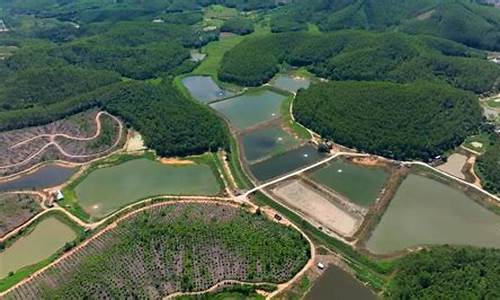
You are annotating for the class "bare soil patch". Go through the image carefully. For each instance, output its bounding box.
[160,158,195,165]
[271,180,362,237]
[437,153,467,179]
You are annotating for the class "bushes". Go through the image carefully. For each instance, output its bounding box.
[221,17,254,35]
[476,141,500,194]
[293,81,482,161]
[387,246,500,299]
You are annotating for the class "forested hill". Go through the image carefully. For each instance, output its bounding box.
[219,30,500,93]
[293,81,482,161]
[0,80,229,157]
[272,0,500,51]
[388,246,500,299]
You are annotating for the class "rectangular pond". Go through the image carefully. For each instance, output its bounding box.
[249,144,327,182]
[210,90,286,131]
[75,158,221,218]
[241,125,299,163]
[305,265,376,300]
[0,164,76,192]
[366,174,500,255]
[181,76,233,103]
[309,160,389,207]
[271,75,310,93]
[0,216,77,279]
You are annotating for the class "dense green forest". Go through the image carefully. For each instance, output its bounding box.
[221,17,254,35]
[0,66,120,110]
[476,141,500,194]
[273,0,500,51]
[97,81,229,156]
[219,30,500,93]
[293,81,482,160]
[388,246,500,298]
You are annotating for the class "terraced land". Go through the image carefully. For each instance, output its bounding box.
[73,158,221,218]
[6,203,310,299]
[0,193,41,238]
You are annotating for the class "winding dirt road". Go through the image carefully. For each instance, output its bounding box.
[0,112,124,170]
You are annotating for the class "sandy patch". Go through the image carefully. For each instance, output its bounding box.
[467,156,482,188]
[351,156,380,166]
[471,142,483,149]
[437,153,467,179]
[126,131,146,152]
[159,158,195,165]
[272,180,361,237]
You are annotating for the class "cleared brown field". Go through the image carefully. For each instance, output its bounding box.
[271,180,362,237]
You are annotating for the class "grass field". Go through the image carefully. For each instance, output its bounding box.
[192,24,269,81]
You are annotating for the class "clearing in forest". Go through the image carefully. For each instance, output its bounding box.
[6,203,310,299]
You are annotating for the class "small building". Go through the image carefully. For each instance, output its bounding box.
[55,190,64,201]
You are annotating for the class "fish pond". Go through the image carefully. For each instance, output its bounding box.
[250,145,326,182]
[366,174,500,254]
[210,90,286,130]
[271,75,310,93]
[241,125,299,163]
[310,160,388,207]
[0,164,76,192]
[305,265,376,300]
[74,158,220,218]
[0,216,77,279]
[181,76,233,103]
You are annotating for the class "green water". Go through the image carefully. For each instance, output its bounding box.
[310,160,388,207]
[75,159,220,218]
[249,145,326,182]
[210,90,286,130]
[305,265,376,300]
[0,217,76,279]
[241,125,299,163]
[367,174,500,254]
[271,75,310,93]
[181,76,233,103]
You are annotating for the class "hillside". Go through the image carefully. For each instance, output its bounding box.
[219,30,500,93]
[388,246,500,298]
[274,0,500,51]
[293,81,482,160]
